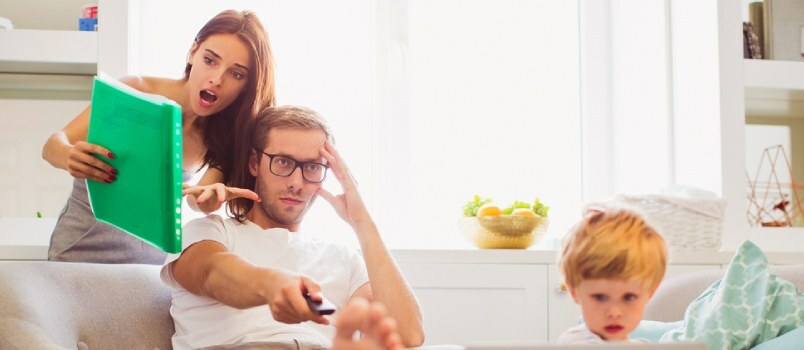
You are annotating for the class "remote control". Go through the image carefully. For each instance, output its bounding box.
[304,293,336,316]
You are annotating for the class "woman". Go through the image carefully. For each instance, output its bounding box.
[42,10,273,264]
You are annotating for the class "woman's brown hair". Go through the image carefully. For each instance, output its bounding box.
[184,10,276,182]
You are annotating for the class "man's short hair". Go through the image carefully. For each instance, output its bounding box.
[227,105,334,223]
[250,105,334,152]
[558,205,667,291]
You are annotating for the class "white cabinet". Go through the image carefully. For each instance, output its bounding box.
[546,264,580,341]
[399,262,548,346]
[393,250,735,346]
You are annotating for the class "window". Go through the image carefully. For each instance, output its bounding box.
[135,0,582,249]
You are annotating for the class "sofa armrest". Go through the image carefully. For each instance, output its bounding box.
[0,261,173,349]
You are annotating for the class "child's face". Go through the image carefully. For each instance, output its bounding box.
[569,278,656,341]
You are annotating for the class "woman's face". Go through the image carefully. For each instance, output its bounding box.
[186,33,252,117]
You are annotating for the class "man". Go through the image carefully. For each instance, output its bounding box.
[161,106,423,350]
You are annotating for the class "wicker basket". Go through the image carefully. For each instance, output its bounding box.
[458,216,549,249]
[613,195,723,252]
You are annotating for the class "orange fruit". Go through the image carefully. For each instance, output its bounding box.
[476,204,503,217]
[511,208,537,217]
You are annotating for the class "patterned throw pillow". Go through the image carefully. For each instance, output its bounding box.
[660,241,804,349]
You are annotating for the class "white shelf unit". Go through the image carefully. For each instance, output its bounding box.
[0,29,97,97]
[675,1,804,252]
[0,29,97,75]
[740,61,804,246]
[0,29,98,218]
[744,59,804,118]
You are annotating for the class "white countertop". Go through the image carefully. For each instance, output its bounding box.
[0,218,55,260]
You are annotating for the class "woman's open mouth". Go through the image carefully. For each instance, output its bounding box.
[199,90,218,108]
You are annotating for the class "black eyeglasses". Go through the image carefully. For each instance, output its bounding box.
[260,151,329,183]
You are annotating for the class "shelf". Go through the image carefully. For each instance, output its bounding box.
[0,29,97,75]
[0,73,92,100]
[744,59,804,118]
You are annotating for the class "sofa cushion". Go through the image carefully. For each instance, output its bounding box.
[0,261,173,350]
[645,263,804,322]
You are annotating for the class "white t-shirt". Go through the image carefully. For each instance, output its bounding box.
[160,215,370,350]
[557,324,650,345]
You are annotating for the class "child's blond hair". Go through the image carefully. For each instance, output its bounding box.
[558,205,668,291]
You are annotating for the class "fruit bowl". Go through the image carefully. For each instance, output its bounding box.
[458,215,549,249]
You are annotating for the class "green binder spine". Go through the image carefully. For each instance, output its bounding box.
[166,102,183,254]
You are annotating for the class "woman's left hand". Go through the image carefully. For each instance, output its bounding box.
[183,183,260,214]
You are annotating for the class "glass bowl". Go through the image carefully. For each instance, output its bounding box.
[458,215,549,249]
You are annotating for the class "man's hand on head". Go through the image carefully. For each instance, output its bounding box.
[316,141,372,229]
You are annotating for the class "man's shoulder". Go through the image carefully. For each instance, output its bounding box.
[185,214,241,229]
[183,215,250,242]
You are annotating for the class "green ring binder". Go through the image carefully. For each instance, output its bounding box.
[86,73,183,254]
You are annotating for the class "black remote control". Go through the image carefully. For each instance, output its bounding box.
[304,293,336,316]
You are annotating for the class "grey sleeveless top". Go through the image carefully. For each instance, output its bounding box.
[48,172,192,264]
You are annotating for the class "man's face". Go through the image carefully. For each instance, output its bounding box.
[249,127,328,230]
[569,278,655,341]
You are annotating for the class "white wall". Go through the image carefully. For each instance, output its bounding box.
[0,100,86,218]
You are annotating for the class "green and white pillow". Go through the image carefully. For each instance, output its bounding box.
[660,241,804,349]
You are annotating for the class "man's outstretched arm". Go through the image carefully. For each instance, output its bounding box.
[170,240,329,325]
[318,141,425,347]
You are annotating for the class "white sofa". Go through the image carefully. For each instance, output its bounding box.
[0,261,173,349]
[0,261,462,349]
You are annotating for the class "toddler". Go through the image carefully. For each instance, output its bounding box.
[557,206,668,344]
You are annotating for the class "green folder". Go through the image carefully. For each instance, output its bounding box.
[86,73,183,254]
